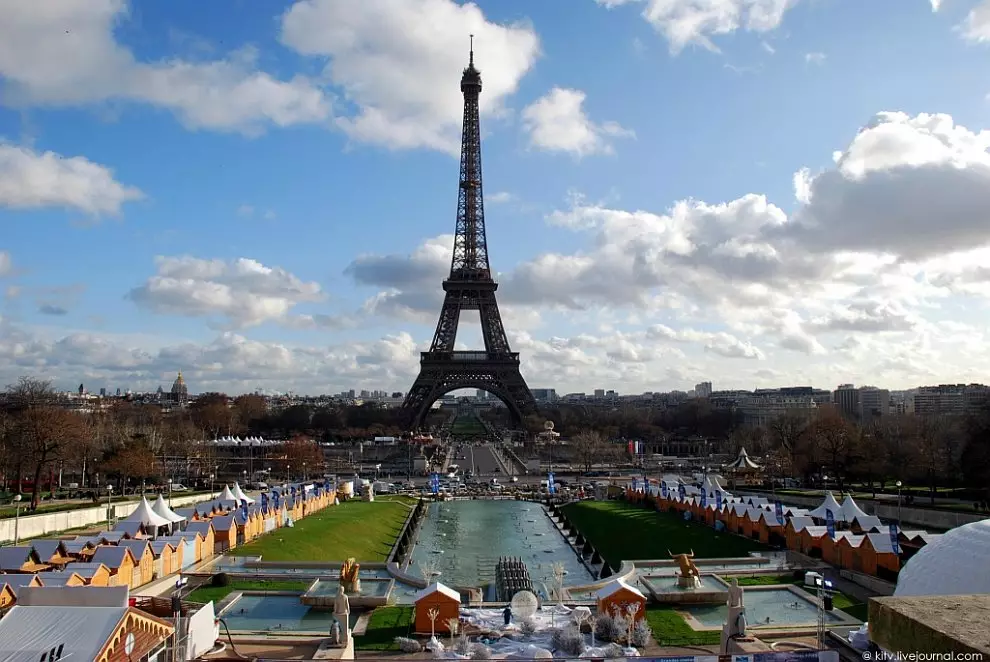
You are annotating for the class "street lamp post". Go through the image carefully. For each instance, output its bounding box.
[13,494,22,545]
[209,473,215,498]
[895,480,903,525]
[106,485,114,528]
[286,465,291,484]
[303,463,307,482]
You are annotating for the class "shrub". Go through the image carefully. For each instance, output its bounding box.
[211,572,230,587]
[631,619,651,647]
[454,634,472,655]
[551,627,585,656]
[518,618,537,635]
[470,643,492,660]
[394,637,422,653]
[594,613,623,642]
[601,642,624,658]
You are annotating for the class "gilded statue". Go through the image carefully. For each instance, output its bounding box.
[339,557,361,592]
[669,549,700,578]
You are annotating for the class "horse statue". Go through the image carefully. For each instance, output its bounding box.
[339,557,361,593]
[669,549,700,578]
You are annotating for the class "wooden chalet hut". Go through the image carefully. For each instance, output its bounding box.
[860,532,901,580]
[91,546,139,589]
[184,521,216,558]
[785,516,816,551]
[850,515,884,534]
[836,534,866,572]
[62,539,97,561]
[149,540,179,578]
[67,562,113,587]
[210,514,237,553]
[0,583,15,610]
[118,539,156,587]
[822,530,857,566]
[0,547,48,574]
[757,510,786,545]
[798,525,829,557]
[595,578,647,621]
[414,582,461,634]
[36,572,85,588]
[29,540,73,569]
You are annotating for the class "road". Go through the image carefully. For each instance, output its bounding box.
[464,444,504,476]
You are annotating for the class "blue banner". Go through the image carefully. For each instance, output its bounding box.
[716,490,722,510]
[700,490,707,508]
[547,472,555,494]
[825,509,835,538]
[889,523,900,555]
[241,501,248,519]
[775,500,784,525]
[661,483,668,498]
[678,484,686,499]
[631,477,639,492]
[430,473,440,494]
[261,493,268,510]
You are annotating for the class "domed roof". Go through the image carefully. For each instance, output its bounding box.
[894,519,990,597]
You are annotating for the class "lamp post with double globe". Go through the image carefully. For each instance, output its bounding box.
[12,494,22,545]
[895,480,903,525]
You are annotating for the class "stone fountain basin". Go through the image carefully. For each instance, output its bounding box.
[641,574,731,605]
[300,578,395,608]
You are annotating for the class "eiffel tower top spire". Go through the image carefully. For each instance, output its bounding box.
[450,34,489,280]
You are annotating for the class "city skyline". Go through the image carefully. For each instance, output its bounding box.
[3,1,990,395]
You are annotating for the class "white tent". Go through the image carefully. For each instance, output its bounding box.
[152,494,186,524]
[839,494,870,523]
[726,447,760,470]
[231,482,255,505]
[122,496,171,529]
[218,484,236,501]
[808,491,845,521]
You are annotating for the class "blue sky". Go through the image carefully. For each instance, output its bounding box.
[3,0,990,396]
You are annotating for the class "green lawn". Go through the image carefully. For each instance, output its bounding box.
[450,415,487,435]
[645,606,721,647]
[562,500,767,566]
[230,497,414,562]
[354,606,415,651]
[186,579,312,604]
[720,574,870,621]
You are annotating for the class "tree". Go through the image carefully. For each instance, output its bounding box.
[571,431,606,473]
[233,394,268,429]
[4,378,89,508]
[768,412,810,475]
[191,393,234,438]
[960,405,990,503]
[104,440,159,492]
[809,407,856,490]
[281,437,325,478]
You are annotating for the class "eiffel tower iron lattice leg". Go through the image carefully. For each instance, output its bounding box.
[401,41,538,431]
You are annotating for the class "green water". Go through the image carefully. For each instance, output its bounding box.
[408,500,594,589]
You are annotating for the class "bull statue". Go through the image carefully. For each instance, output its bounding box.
[669,549,700,579]
[339,557,361,593]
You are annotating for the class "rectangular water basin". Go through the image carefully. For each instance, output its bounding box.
[301,578,393,608]
[207,558,390,579]
[643,575,730,604]
[220,594,335,633]
[679,587,848,630]
[408,500,594,589]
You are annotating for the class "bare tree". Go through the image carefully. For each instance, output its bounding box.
[4,378,89,508]
[571,430,606,473]
[768,411,810,474]
[809,407,857,491]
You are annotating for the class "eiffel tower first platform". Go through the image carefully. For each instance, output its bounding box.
[400,41,539,431]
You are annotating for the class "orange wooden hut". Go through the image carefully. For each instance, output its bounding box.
[414,582,461,634]
[596,578,647,621]
[0,547,49,574]
[784,516,816,552]
[64,562,112,587]
[821,530,856,566]
[29,540,73,569]
[36,571,85,588]
[149,540,179,578]
[0,583,15,610]
[210,515,237,553]
[184,521,216,558]
[91,546,138,588]
[860,532,901,580]
[118,540,156,587]
[836,534,866,572]
[758,510,786,545]
[798,525,829,557]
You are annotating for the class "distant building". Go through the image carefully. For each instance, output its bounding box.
[695,381,713,398]
[859,387,890,419]
[169,371,189,405]
[833,384,860,420]
[531,388,558,403]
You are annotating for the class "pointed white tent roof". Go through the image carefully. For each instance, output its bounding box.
[726,447,760,470]
[231,482,254,504]
[218,484,236,501]
[122,497,171,528]
[151,494,186,523]
[808,491,845,521]
[839,494,870,523]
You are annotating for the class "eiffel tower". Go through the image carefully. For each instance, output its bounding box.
[401,40,539,431]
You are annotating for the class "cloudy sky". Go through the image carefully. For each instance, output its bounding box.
[2,0,990,397]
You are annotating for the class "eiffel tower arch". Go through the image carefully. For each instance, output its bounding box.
[401,40,539,431]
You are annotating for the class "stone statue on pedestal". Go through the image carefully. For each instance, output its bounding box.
[363,482,375,502]
[720,578,748,654]
[334,584,351,647]
[670,549,702,589]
